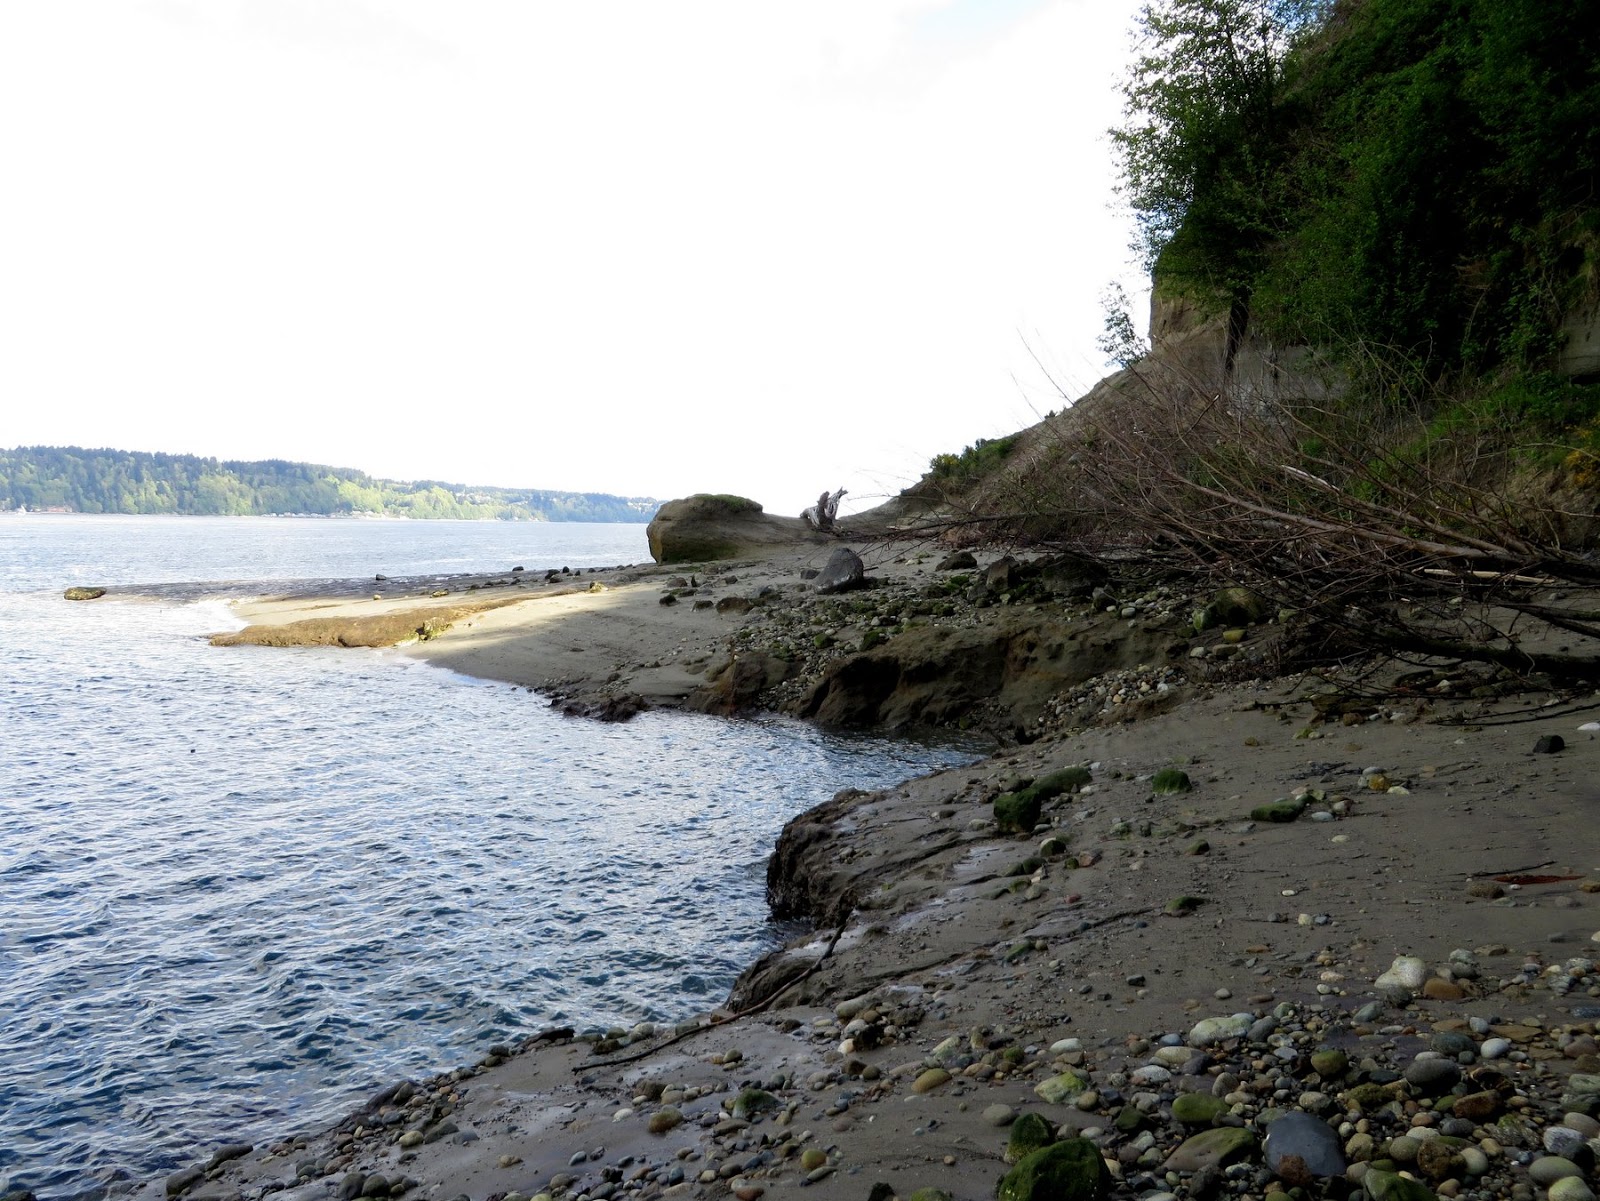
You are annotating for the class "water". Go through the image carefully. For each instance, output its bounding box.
[0,516,976,1199]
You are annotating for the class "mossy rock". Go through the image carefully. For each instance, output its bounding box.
[63,586,106,601]
[646,493,824,564]
[1310,1049,1349,1078]
[1006,856,1046,877]
[730,1088,780,1120]
[995,791,1043,834]
[997,1138,1110,1201]
[1152,768,1193,795]
[1165,895,1206,916]
[995,767,1092,834]
[1343,1082,1398,1111]
[1034,1072,1090,1104]
[1113,1104,1147,1134]
[1033,766,1093,797]
[1006,1112,1057,1163]
[647,1107,683,1134]
[1172,1092,1229,1125]
[1365,1170,1440,1201]
[1251,797,1307,823]
[1161,1126,1257,1172]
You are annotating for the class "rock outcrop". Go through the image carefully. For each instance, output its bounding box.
[789,609,1180,733]
[645,494,830,564]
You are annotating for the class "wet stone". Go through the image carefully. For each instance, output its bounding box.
[1529,1158,1585,1186]
[1163,1127,1257,1173]
[1404,1058,1462,1093]
[1264,1112,1346,1179]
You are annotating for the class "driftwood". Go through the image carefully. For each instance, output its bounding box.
[801,487,847,532]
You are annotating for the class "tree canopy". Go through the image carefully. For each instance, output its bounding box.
[0,446,661,522]
[1113,0,1600,380]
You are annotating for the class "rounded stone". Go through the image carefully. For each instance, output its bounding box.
[1529,1158,1584,1186]
[1549,1178,1597,1201]
[1545,1127,1588,1158]
[1187,1015,1252,1047]
[1376,956,1427,991]
[1265,1111,1347,1179]
[1173,1093,1229,1126]
[1403,1058,1462,1093]
[647,1107,684,1135]
[1311,1049,1350,1078]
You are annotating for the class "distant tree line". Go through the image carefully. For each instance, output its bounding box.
[0,446,662,523]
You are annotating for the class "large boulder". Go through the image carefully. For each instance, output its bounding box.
[814,547,866,594]
[646,494,828,564]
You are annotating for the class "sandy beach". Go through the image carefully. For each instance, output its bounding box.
[146,538,1600,1201]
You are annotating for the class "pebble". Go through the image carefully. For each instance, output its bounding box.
[1481,1038,1512,1059]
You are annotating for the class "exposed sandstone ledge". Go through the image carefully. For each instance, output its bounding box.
[788,610,1185,734]
[209,595,532,649]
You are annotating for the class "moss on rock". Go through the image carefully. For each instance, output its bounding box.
[997,1138,1111,1201]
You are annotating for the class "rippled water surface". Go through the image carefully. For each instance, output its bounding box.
[0,517,976,1199]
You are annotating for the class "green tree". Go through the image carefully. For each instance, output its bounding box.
[1112,0,1329,286]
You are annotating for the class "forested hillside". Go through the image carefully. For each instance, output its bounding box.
[916,0,1600,680]
[0,447,660,522]
[1115,0,1599,385]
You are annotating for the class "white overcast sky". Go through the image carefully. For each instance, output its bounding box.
[1,0,1146,515]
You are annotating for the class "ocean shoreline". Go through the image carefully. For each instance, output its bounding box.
[95,542,1600,1201]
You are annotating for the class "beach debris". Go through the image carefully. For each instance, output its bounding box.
[800,487,846,531]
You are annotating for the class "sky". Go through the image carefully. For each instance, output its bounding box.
[1,0,1147,516]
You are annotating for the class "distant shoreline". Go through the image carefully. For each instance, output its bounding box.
[2,509,653,523]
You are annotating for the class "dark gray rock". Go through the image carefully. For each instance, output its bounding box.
[984,556,1020,592]
[936,551,977,571]
[815,548,866,594]
[165,1168,204,1198]
[1264,1111,1346,1178]
[205,1144,252,1171]
[1403,1057,1462,1093]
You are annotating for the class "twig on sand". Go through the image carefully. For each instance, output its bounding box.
[1466,858,1555,879]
